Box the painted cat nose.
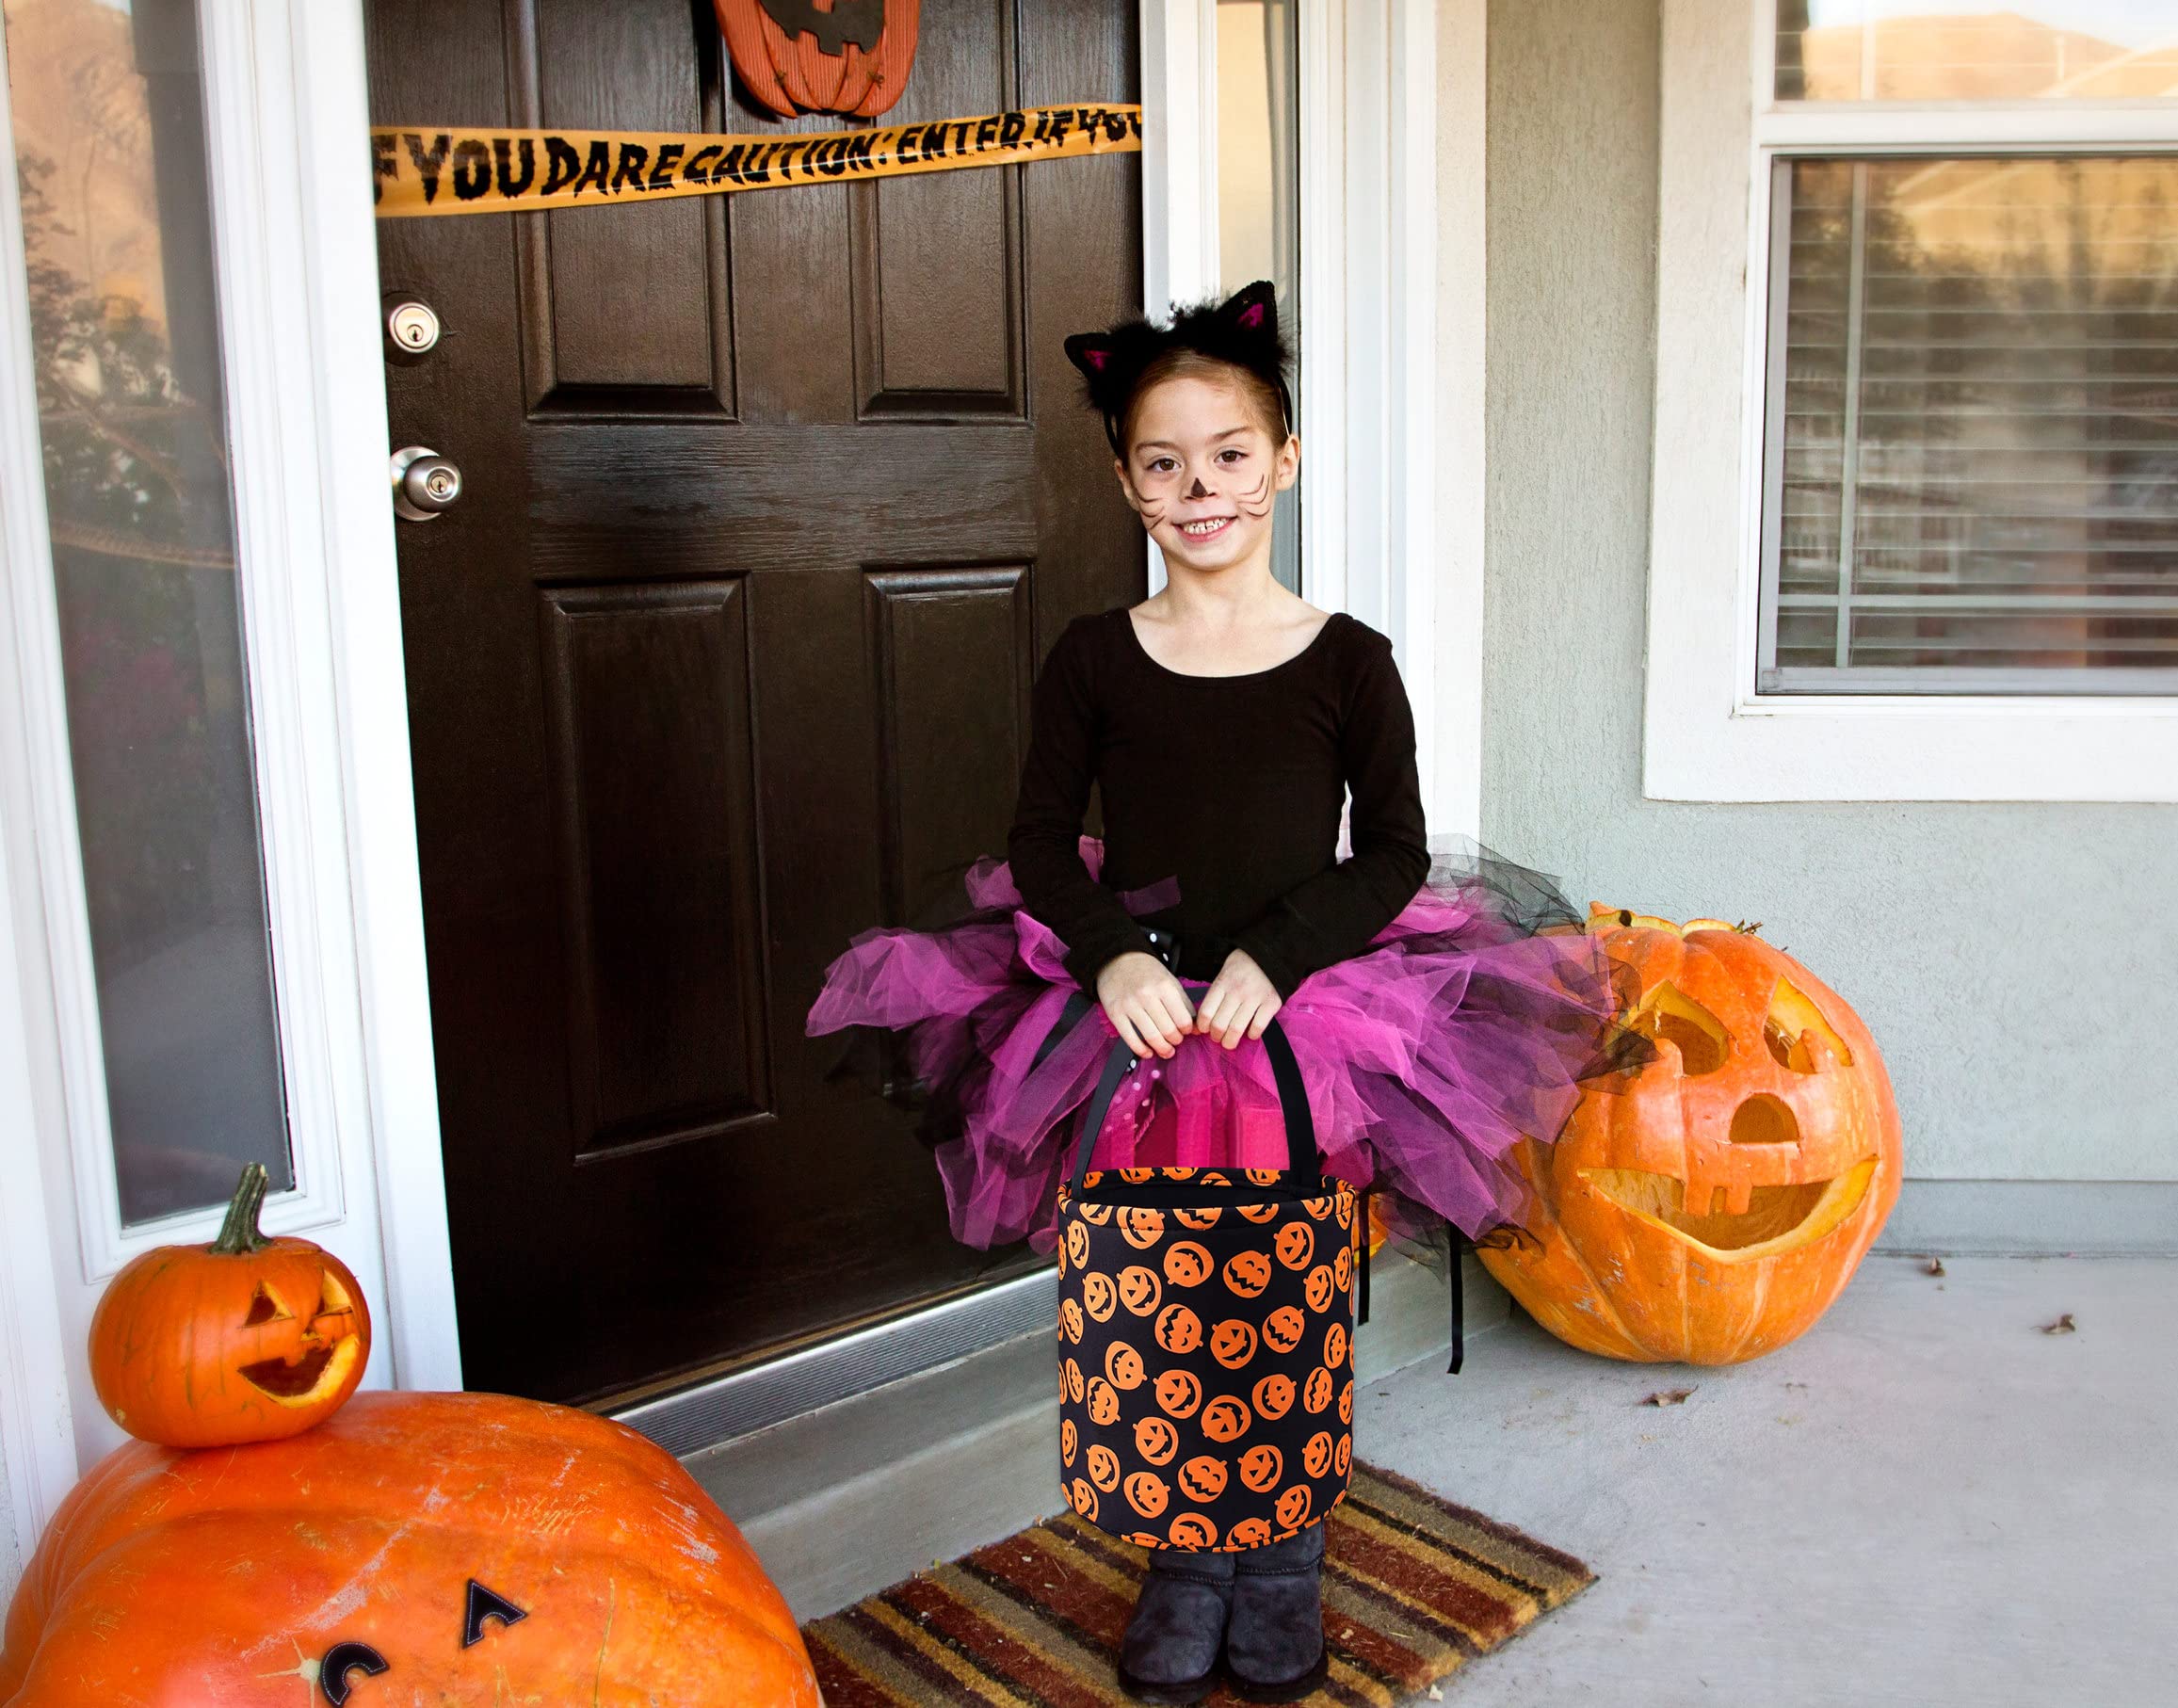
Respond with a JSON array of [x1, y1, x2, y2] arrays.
[[1186, 478, 1211, 499]]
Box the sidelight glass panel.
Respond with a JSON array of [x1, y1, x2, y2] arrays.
[[1217, 0, 1301, 592], [1760, 154, 2178, 691], [6, 0, 291, 1221], [1775, 2, 2178, 103]]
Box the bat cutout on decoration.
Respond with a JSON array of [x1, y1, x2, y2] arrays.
[[717, 0, 922, 120], [758, 0, 883, 55], [318, 1641, 389, 1705], [462, 1579, 529, 1647]]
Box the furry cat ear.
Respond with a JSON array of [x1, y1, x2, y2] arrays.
[[1064, 332, 1119, 380], [1218, 280, 1279, 338]]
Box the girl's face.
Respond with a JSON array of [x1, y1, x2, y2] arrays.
[[1116, 373, 1299, 577]]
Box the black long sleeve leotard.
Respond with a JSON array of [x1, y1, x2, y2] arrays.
[[1006, 606, 1432, 1000]]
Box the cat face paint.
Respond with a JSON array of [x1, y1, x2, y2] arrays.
[[1117, 371, 1298, 576]]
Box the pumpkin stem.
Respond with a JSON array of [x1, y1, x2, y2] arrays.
[[209, 1162, 273, 1255]]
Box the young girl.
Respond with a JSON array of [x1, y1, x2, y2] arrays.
[[808, 282, 1628, 1703]]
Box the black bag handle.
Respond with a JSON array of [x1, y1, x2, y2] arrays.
[[1066, 1012, 1320, 1199]]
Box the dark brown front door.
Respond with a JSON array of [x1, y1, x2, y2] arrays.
[[366, 0, 1140, 1405]]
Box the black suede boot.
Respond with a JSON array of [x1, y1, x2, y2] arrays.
[[1117, 1548, 1236, 1704], [1222, 1523, 1330, 1702]]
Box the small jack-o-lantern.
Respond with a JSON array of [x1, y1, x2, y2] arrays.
[[1105, 1342, 1145, 1390], [1086, 1444, 1122, 1492], [1118, 1207, 1166, 1249], [1222, 1251, 1272, 1298], [1200, 1394, 1250, 1442], [1082, 1272, 1117, 1322], [0, 1393, 819, 1705], [1134, 1415, 1179, 1464], [1164, 1242, 1214, 1287], [1118, 1265, 1162, 1316], [1301, 1366, 1333, 1414], [1168, 1512, 1218, 1550], [715, 0, 923, 121], [1250, 1373, 1295, 1421], [1262, 1306, 1307, 1356], [1274, 1223, 1315, 1270], [1304, 1265, 1337, 1313], [1478, 908, 1902, 1364], [1154, 1303, 1202, 1355], [1124, 1471, 1170, 1519], [1237, 1443, 1283, 1492], [1176, 1456, 1228, 1504], [1275, 1485, 1313, 1530], [89, 1164, 370, 1447], [1209, 1320, 1258, 1369], [1154, 1369, 1202, 1419]]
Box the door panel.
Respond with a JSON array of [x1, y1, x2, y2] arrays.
[[368, 0, 1140, 1403]]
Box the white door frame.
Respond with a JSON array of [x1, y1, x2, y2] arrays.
[[1138, 0, 1480, 837], [0, 0, 460, 1525]]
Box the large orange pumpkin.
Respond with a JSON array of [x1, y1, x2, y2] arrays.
[[716, 0, 922, 120], [1478, 907, 1901, 1364], [89, 1162, 371, 1446], [0, 1391, 820, 1706]]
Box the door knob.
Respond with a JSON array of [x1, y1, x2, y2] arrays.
[[391, 445, 462, 521]]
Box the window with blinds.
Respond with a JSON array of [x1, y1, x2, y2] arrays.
[[1759, 153, 2178, 693]]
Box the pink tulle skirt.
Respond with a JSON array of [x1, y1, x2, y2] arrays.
[[805, 839, 1634, 1254]]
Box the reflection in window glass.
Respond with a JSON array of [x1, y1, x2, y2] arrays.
[[1776, 1, 2178, 102], [6, 0, 291, 1220], [1761, 155, 2178, 691], [1217, 0, 1300, 592]]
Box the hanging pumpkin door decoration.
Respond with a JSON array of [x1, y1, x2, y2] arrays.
[[717, 0, 923, 120]]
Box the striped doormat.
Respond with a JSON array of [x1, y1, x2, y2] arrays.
[[802, 1460, 1593, 1705]]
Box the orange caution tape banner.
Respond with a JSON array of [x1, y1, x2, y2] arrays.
[[372, 104, 1141, 218]]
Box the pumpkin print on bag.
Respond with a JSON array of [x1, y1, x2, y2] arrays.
[[1053, 1023, 1357, 1550], [1155, 1303, 1203, 1355], [1061, 1418, 1077, 1467]]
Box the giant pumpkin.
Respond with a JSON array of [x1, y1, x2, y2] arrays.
[[716, 0, 922, 120], [1478, 907, 1901, 1364], [89, 1162, 370, 1447], [0, 1391, 819, 1706]]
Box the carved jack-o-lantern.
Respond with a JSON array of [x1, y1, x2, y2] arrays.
[[1237, 1442, 1283, 1492], [1118, 1265, 1162, 1316], [715, 0, 923, 121], [89, 1165, 370, 1448], [1168, 1512, 1218, 1550], [1082, 1272, 1117, 1322], [1262, 1306, 1306, 1356], [1176, 1456, 1228, 1504], [1250, 1373, 1295, 1421], [1086, 1443, 1122, 1493], [1105, 1341, 1145, 1390], [1274, 1222, 1315, 1270], [1124, 1471, 1170, 1519], [1154, 1370, 1202, 1420], [1222, 1251, 1272, 1298], [1479, 908, 1902, 1364], [1200, 1394, 1250, 1443]]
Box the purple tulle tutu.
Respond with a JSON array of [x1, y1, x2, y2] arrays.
[[805, 838, 1637, 1255]]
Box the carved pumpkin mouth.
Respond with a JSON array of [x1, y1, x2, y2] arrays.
[[239, 1332, 363, 1406], [1579, 1157, 1878, 1264]]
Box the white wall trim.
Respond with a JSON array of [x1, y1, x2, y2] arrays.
[[1141, 0, 1466, 830], [1644, 0, 2178, 803], [0, 37, 78, 1525], [0, 0, 460, 1503], [228, 0, 461, 1391]]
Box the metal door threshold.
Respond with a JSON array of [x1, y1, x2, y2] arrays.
[[612, 1268, 1058, 1458]]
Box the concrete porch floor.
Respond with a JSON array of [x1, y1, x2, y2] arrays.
[[1376, 1254, 2176, 1706], [693, 1253, 2175, 1703]]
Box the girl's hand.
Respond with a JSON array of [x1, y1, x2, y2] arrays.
[[1197, 950, 1282, 1049], [1096, 952, 1195, 1059]]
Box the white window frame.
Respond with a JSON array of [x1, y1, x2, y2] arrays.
[[0, 0, 459, 1502], [1645, 0, 2178, 802], [1140, 0, 1477, 834]]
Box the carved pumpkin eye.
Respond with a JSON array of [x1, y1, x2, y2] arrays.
[[243, 1283, 292, 1327], [1764, 975, 1854, 1072], [461, 1580, 527, 1649], [1627, 982, 1730, 1074]]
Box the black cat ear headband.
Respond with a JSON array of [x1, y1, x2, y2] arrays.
[[1064, 280, 1295, 456]]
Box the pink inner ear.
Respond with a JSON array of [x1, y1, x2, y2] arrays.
[[1085, 349, 1107, 369], [1238, 302, 1265, 328]]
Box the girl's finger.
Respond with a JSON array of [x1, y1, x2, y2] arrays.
[[1194, 984, 1227, 1036], [1111, 1008, 1151, 1057], [1245, 997, 1280, 1039], [1222, 1000, 1253, 1049], [1131, 1000, 1178, 1057], [1154, 988, 1194, 1043]]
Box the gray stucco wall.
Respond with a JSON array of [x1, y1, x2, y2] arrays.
[[1473, 0, 2177, 1196], [1, 1436, 19, 1606]]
